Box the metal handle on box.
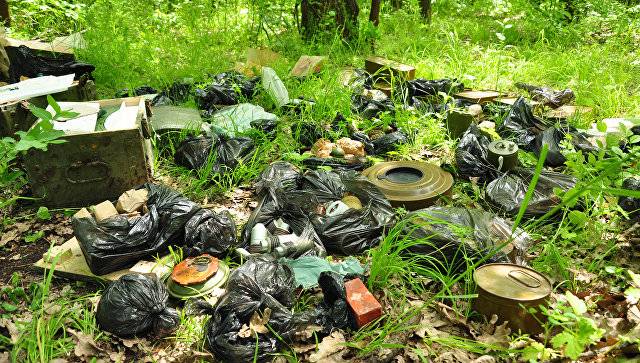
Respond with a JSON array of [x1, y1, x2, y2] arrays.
[[65, 161, 111, 184]]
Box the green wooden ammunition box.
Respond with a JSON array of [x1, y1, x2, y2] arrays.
[[23, 97, 154, 207]]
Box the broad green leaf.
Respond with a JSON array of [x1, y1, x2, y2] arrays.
[[568, 210, 587, 227], [1, 302, 17, 313], [565, 291, 587, 315], [28, 104, 52, 122], [596, 120, 607, 133], [24, 231, 44, 243], [36, 206, 51, 220], [47, 94, 61, 114]]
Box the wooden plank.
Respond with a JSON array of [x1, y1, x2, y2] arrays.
[[365, 56, 415, 82], [545, 105, 592, 119], [454, 90, 502, 104], [5, 37, 74, 55], [34, 237, 171, 283]]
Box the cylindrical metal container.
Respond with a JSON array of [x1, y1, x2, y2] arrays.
[[487, 140, 519, 172], [474, 263, 551, 334]]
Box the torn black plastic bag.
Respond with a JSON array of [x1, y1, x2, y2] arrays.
[[398, 78, 464, 105], [183, 209, 237, 257], [312, 271, 359, 332], [302, 156, 370, 171], [204, 257, 315, 362], [96, 273, 179, 338], [174, 134, 255, 173], [486, 168, 577, 216], [73, 184, 202, 275], [456, 125, 498, 182], [254, 162, 301, 203], [290, 170, 396, 255], [195, 72, 259, 117], [7, 45, 95, 83], [401, 207, 531, 272]]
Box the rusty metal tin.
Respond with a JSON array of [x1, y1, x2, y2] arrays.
[[474, 263, 551, 334], [171, 254, 219, 286], [362, 161, 453, 210]]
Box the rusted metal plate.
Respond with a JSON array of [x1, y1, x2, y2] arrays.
[[171, 254, 219, 286]]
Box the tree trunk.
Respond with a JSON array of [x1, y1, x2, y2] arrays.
[[0, 0, 10, 27], [420, 0, 432, 23], [301, 0, 359, 40], [369, 0, 381, 26]]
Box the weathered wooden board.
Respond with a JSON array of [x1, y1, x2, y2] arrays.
[[34, 237, 171, 283]]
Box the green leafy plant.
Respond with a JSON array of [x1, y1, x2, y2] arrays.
[[540, 292, 604, 360]]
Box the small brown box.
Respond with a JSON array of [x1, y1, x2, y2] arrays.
[[365, 56, 415, 83]]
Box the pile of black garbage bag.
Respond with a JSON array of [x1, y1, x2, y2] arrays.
[[498, 97, 597, 167], [400, 206, 531, 272], [174, 133, 256, 173], [241, 162, 396, 255], [6, 45, 95, 83], [455, 99, 586, 216], [204, 257, 361, 362], [195, 72, 260, 117], [72, 183, 237, 275]]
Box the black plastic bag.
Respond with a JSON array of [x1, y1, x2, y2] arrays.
[[7, 45, 95, 83], [516, 83, 575, 108], [293, 121, 326, 147], [115, 85, 158, 99], [351, 94, 395, 119], [402, 78, 464, 99], [204, 257, 313, 362], [312, 271, 357, 332], [486, 168, 577, 216], [291, 170, 396, 255], [620, 177, 640, 217], [350, 130, 408, 155], [174, 134, 255, 173], [400, 207, 530, 271], [497, 97, 546, 149], [195, 72, 259, 117], [302, 156, 369, 171], [533, 128, 597, 167], [152, 80, 194, 106], [184, 209, 237, 257], [254, 162, 301, 202], [96, 273, 179, 338], [73, 184, 232, 275], [455, 125, 498, 182]]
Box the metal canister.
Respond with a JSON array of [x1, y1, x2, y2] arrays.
[[487, 140, 519, 172], [474, 263, 551, 334]]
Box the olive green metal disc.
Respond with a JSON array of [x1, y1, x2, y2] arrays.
[[166, 260, 230, 300], [362, 161, 453, 210]]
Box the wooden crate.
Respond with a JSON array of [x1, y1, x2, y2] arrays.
[[23, 97, 154, 207]]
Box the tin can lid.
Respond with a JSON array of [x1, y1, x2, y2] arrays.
[[362, 161, 453, 209], [474, 263, 551, 301], [171, 254, 219, 286]]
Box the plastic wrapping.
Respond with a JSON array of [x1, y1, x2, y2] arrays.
[[350, 130, 408, 155], [497, 97, 545, 150], [455, 125, 497, 182], [402, 78, 464, 99], [402, 207, 531, 271], [351, 94, 395, 119], [96, 273, 179, 337], [204, 257, 313, 362], [7, 45, 95, 83], [302, 156, 369, 171], [151, 81, 194, 106], [486, 168, 577, 216]]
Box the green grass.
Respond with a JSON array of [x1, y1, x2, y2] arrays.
[[6, 0, 640, 361]]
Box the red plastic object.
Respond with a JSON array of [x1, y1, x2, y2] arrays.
[[345, 278, 382, 328]]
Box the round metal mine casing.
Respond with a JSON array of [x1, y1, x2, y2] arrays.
[[362, 161, 453, 210], [487, 140, 519, 172], [167, 260, 230, 300], [170, 254, 219, 286], [474, 263, 551, 334]]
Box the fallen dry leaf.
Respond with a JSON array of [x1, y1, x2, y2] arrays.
[[0, 318, 19, 344], [238, 308, 271, 338], [308, 331, 347, 363], [477, 321, 511, 348], [68, 328, 103, 358], [471, 356, 496, 363], [0, 230, 18, 247]]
